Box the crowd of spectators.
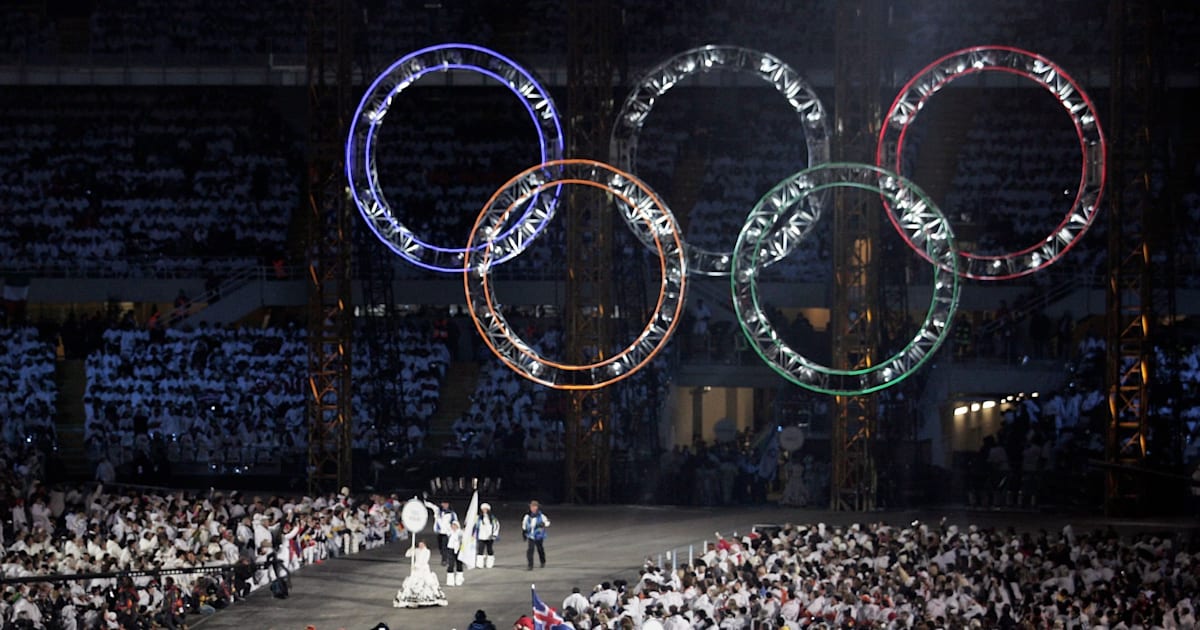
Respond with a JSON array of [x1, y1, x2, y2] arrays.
[[0, 8, 57, 58], [0, 88, 298, 276], [653, 439, 780, 508], [1179, 344, 1200, 448], [897, 0, 1108, 75], [448, 359, 562, 461], [942, 93, 1092, 269], [81, 316, 453, 472], [0, 472, 406, 629], [539, 520, 1199, 629], [0, 43, 1194, 289], [965, 327, 1200, 511], [0, 326, 57, 450], [21, 304, 679, 476], [88, 0, 307, 57], [369, 88, 551, 277], [13, 301, 1197, 493], [950, 306, 1076, 365], [631, 89, 829, 282], [82, 323, 307, 471], [494, 0, 834, 75], [448, 320, 671, 463], [87, 0, 494, 59], [354, 318, 451, 458], [966, 390, 1103, 512]]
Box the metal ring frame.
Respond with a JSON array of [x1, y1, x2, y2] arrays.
[[877, 45, 1106, 280], [732, 163, 960, 396], [347, 43, 565, 273], [464, 159, 687, 390], [611, 45, 831, 276]]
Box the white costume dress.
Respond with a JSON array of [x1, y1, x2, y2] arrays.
[[393, 545, 447, 608]]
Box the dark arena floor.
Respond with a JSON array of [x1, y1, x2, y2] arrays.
[[188, 504, 1197, 630]]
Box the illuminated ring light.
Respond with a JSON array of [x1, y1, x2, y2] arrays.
[[732, 163, 960, 396], [877, 45, 1106, 280], [347, 43, 565, 273], [464, 159, 686, 390], [611, 45, 831, 276]]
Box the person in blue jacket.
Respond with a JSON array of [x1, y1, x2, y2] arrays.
[[520, 500, 550, 570]]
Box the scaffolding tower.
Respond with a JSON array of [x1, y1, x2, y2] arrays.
[[1104, 0, 1169, 514], [830, 0, 886, 512], [563, 0, 616, 503], [305, 0, 354, 495]]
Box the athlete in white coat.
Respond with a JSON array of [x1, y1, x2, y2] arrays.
[[474, 502, 499, 568], [446, 521, 466, 586]]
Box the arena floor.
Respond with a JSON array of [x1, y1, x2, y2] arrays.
[[189, 503, 1196, 630]]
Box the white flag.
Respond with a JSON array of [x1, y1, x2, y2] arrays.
[[457, 490, 479, 570]]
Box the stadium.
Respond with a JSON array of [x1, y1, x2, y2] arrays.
[[1, 0, 1199, 628]]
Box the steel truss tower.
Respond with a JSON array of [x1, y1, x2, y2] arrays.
[[1104, 0, 1167, 514], [563, 0, 616, 503], [305, 0, 354, 495], [830, 0, 886, 512]]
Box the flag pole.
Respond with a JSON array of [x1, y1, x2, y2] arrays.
[[408, 503, 416, 562]]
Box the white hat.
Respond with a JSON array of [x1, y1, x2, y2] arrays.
[[480, 503, 491, 511]]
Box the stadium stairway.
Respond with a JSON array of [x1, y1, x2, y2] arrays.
[[54, 358, 91, 478], [425, 361, 481, 452], [178, 279, 262, 326], [165, 267, 292, 327], [975, 271, 1086, 339]]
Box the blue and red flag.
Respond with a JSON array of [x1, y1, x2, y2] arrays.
[[531, 585, 569, 630]]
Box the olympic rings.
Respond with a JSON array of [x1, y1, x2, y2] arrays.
[[732, 163, 960, 396], [877, 45, 1106, 280], [464, 159, 687, 390], [611, 45, 831, 276], [347, 43, 565, 273], [352, 41, 1102, 393]]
